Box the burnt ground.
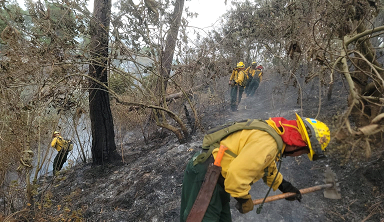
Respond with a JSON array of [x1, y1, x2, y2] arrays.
[[35, 75, 384, 222]]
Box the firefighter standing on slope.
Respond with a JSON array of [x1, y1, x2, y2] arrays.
[[180, 113, 331, 222], [229, 62, 247, 111], [247, 64, 263, 97], [244, 61, 256, 96], [51, 131, 73, 175]]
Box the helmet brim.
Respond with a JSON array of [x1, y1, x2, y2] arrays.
[[295, 113, 314, 160]]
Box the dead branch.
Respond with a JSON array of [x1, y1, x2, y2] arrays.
[[341, 39, 359, 105], [345, 25, 384, 46]]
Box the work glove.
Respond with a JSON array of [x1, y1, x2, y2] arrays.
[[235, 198, 254, 214], [278, 179, 302, 202]]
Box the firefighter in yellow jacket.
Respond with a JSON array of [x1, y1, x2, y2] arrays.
[[229, 62, 246, 111], [51, 131, 73, 175], [180, 113, 331, 221], [246, 64, 263, 97], [244, 62, 256, 96]]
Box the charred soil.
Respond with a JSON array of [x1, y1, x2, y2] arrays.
[[36, 77, 384, 222]]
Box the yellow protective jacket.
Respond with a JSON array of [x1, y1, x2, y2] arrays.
[[211, 129, 284, 199], [245, 67, 256, 78], [256, 69, 263, 81], [245, 67, 263, 82], [229, 69, 246, 86], [51, 136, 66, 152]]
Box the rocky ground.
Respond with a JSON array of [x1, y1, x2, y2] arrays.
[[35, 77, 384, 222]]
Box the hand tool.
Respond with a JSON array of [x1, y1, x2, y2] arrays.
[[253, 166, 341, 205]]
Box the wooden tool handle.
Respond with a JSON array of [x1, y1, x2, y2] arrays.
[[253, 183, 333, 205]]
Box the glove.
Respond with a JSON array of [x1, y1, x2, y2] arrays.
[[235, 198, 254, 214], [278, 179, 302, 202]]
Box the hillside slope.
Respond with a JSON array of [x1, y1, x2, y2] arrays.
[[36, 78, 384, 222]]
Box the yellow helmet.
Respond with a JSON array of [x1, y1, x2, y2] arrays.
[[237, 61, 245, 68], [252, 61, 257, 65], [53, 131, 60, 137], [295, 113, 331, 161]]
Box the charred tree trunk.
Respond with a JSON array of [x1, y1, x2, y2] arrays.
[[89, 0, 119, 164]]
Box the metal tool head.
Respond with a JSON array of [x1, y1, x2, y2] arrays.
[[323, 166, 342, 199]]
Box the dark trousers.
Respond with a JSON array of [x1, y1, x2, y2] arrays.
[[180, 153, 231, 222], [244, 77, 253, 95], [247, 79, 260, 97], [230, 85, 244, 111], [53, 149, 69, 174]]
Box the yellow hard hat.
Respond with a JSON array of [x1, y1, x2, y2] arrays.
[[295, 113, 331, 161], [237, 61, 245, 68], [252, 61, 257, 65], [53, 131, 60, 137]]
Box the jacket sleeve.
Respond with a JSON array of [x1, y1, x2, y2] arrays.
[[51, 137, 57, 149], [259, 71, 263, 81], [245, 67, 250, 75], [250, 69, 255, 77], [223, 131, 282, 199]]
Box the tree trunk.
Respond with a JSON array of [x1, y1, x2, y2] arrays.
[[159, 0, 185, 94], [151, 0, 189, 143], [89, 0, 119, 164]]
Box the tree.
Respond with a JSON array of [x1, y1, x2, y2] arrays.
[[108, 0, 195, 143], [156, 0, 189, 142], [89, 0, 120, 164], [0, 0, 92, 218], [160, 0, 185, 92]]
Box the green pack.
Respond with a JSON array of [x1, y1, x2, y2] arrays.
[[193, 119, 284, 165], [58, 137, 74, 151]]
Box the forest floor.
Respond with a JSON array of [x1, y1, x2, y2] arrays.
[[35, 79, 384, 222]]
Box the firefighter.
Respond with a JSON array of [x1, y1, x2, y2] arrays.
[[229, 61, 246, 111], [180, 113, 331, 221], [51, 131, 73, 175], [244, 62, 257, 96], [247, 64, 263, 97]]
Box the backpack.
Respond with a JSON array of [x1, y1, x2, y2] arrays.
[[58, 137, 74, 151], [193, 119, 284, 165], [65, 140, 74, 151]]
